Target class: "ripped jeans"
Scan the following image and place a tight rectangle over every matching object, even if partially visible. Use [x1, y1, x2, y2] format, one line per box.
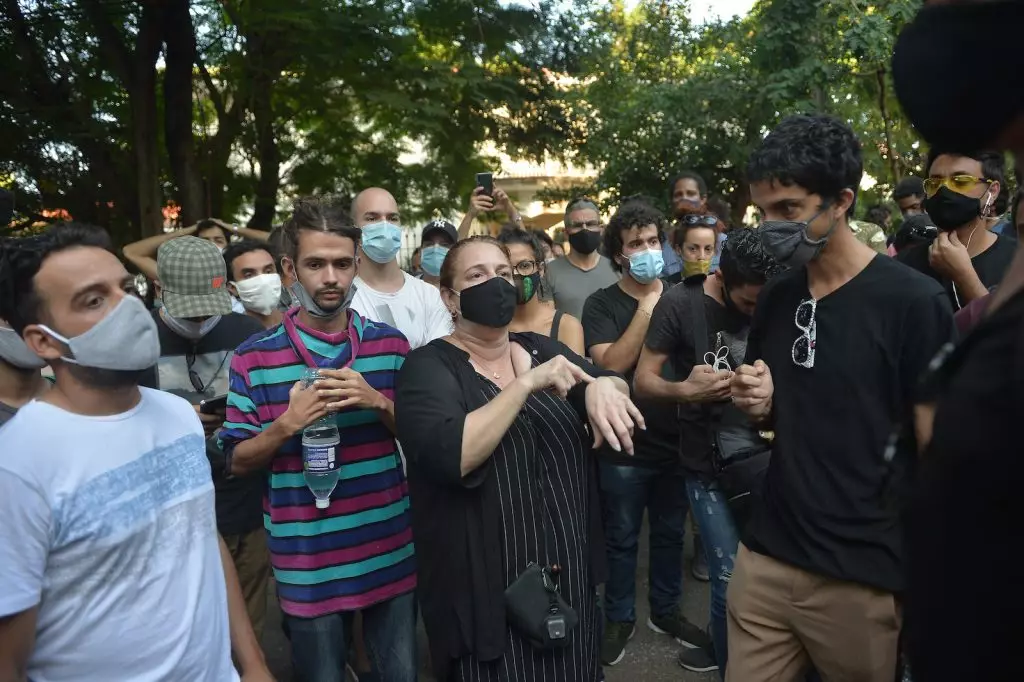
[686, 477, 740, 676]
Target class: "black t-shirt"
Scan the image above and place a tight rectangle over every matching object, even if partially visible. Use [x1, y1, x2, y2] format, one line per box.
[897, 233, 1015, 310]
[744, 256, 954, 593]
[140, 310, 266, 536]
[905, 287, 1024, 682]
[643, 278, 747, 476]
[581, 282, 679, 467]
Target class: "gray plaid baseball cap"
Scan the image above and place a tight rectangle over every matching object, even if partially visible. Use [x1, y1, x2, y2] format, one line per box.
[157, 236, 233, 319]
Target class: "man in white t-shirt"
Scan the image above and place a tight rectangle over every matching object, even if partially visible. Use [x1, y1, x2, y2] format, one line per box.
[0, 225, 271, 682]
[348, 187, 452, 348]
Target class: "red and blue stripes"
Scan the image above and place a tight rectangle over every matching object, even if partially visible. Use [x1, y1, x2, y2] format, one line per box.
[220, 309, 416, 617]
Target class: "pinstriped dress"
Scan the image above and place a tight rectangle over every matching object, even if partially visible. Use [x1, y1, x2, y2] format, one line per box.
[453, 369, 601, 682]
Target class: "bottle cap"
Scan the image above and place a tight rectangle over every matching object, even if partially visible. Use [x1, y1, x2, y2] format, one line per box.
[315, 498, 330, 509]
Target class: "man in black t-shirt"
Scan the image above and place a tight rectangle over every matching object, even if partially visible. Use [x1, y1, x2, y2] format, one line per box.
[582, 200, 712, 668]
[140, 236, 270, 639]
[729, 115, 954, 682]
[635, 228, 781, 675]
[897, 149, 1015, 311]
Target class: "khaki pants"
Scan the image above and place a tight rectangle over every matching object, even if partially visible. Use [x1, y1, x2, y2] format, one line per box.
[726, 544, 900, 682]
[223, 527, 271, 640]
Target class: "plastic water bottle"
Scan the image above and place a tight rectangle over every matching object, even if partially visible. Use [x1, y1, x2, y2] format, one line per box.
[301, 369, 340, 509]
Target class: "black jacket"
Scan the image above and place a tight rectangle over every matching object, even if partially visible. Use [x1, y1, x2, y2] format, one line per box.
[395, 332, 611, 679]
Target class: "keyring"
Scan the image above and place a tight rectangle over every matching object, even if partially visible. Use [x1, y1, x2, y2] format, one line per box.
[705, 346, 730, 372]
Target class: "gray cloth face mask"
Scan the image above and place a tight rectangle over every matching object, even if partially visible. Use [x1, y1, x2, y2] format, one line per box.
[758, 207, 837, 269]
[288, 281, 358, 320]
[0, 326, 46, 370]
[38, 295, 160, 370]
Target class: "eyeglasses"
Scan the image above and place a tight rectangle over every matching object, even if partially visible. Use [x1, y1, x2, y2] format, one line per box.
[566, 219, 602, 232]
[513, 260, 541, 276]
[792, 298, 817, 369]
[923, 174, 993, 198]
[680, 214, 718, 227]
[704, 346, 730, 372]
[186, 350, 206, 393]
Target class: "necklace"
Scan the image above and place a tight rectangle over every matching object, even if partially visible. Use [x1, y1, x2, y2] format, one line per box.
[471, 351, 510, 380]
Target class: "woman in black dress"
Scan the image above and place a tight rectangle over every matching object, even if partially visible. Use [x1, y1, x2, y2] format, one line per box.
[395, 236, 643, 681]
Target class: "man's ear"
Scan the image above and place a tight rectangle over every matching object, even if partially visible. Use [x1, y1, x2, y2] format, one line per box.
[835, 188, 857, 220]
[153, 279, 163, 299]
[227, 282, 238, 298]
[21, 324, 65, 362]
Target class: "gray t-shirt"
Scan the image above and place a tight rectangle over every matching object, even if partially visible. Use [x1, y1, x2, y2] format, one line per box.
[545, 255, 620, 320]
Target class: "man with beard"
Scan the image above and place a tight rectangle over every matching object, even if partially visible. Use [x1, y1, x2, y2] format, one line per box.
[0, 314, 49, 428]
[546, 197, 620, 319]
[349, 187, 451, 349]
[897, 149, 1016, 310]
[140, 236, 270, 640]
[219, 198, 417, 681]
[0, 224, 270, 681]
[727, 115, 954, 682]
[893, 2, 1024, 680]
[583, 200, 713, 668]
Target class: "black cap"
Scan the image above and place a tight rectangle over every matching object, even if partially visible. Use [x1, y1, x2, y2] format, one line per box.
[421, 218, 457, 246]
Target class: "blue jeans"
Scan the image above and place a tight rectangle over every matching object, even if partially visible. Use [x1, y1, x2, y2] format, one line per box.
[282, 592, 417, 682]
[686, 477, 740, 676]
[599, 460, 687, 623]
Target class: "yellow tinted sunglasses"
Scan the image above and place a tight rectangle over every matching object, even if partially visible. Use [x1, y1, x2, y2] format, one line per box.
[923, 174, 993, 198]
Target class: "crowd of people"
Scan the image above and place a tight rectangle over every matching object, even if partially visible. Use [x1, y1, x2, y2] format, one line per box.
[2, 1, 1023, 681]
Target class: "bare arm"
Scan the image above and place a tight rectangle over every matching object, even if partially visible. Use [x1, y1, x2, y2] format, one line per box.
[950, 268, 988, 305]
[590, 306, 655, 374]
[557, 314, 586, 357]
[0, 607, 36, 682]
[218, 536, 269, 677]
[230, 418, 298, 477]
[634, 346, 687, 402]
[458, 187, 494, 240]
[122, 224, 198, 281]
[460, 376, 534, 476]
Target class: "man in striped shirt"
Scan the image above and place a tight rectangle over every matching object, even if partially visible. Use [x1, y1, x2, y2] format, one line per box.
[219, 197, 416, 682]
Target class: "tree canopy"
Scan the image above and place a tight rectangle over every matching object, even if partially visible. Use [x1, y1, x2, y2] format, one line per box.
[1, 0, 930, 243]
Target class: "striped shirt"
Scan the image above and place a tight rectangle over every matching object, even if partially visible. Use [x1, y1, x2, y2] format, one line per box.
[219, 307, 415, 617]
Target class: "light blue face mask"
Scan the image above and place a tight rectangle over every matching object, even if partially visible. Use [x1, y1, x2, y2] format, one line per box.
[626, 248, 665, 284]
[420, 245, 449, 277]
[361, 222, 403, 264]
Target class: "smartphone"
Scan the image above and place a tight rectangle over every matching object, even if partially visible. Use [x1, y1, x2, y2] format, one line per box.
[475, 172, 494, 198]
[199, 394, 228, 415]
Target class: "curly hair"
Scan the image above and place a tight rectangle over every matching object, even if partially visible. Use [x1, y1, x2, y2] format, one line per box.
[0, 223, 114, 334]
[747, 114, 863, 215]
[718, 228, 784, 289]
[603, 200, 667, 273]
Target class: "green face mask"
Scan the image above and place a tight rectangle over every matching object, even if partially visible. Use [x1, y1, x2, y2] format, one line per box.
[682, 259, 711, 278]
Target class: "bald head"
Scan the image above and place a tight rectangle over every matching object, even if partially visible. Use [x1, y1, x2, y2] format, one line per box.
[351, 188, 401, 228]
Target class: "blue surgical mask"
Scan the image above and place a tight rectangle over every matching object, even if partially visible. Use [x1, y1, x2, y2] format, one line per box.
[420, 245, 449, 277]
[361, 222, 402, 264]
[626, 249, 665, 284]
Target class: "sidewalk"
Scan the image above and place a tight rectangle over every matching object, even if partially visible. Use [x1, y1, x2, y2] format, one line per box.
[262, 518, 715, 681]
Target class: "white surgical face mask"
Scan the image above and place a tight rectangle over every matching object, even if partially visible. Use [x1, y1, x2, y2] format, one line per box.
[233, 273, 282, 316]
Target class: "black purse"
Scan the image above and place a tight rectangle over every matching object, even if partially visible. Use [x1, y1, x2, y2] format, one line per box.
[503, 418, 579, 649]
[683, 280, 771, 523]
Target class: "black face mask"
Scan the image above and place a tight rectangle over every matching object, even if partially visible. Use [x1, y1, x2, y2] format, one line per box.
[924, 186, 987, 232]
[515, 272, 541, 305]
[722, 282, 751, 329]
[458, 277, 517, 328]
[893, 1, 1024, 151]
[568, 229, 601, 255]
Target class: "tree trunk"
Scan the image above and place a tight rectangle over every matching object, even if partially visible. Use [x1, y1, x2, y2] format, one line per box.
[132, 5, 166, 237]
[163, 0, 207, 224]
[249, 78, 280, 229]
[876, 66, 901, 186]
